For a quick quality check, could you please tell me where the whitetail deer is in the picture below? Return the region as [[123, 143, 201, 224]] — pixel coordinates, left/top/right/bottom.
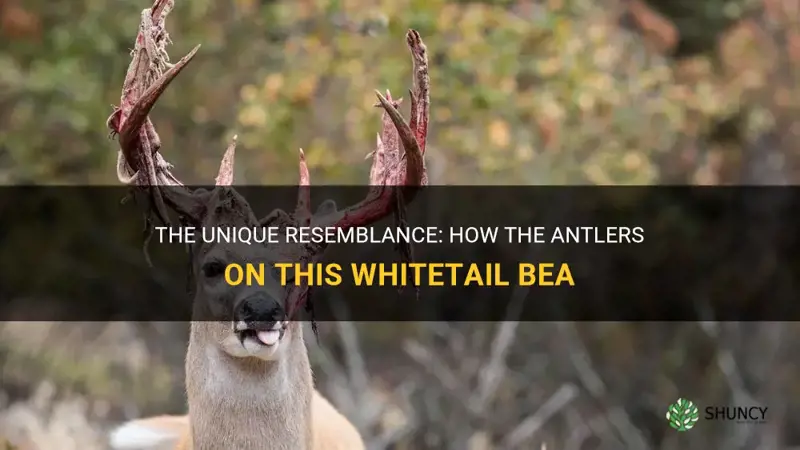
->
[[105, 1, 429, 449]]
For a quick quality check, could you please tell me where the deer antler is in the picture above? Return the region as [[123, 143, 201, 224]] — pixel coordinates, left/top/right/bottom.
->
[[109, 0, 431, 279], [107, 0, 207, 226], [305, 29, 430, 232], [108, 0, 245, 225]]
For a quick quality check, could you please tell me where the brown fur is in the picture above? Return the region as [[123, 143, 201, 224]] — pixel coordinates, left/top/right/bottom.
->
[[310, 391, 364, 450]]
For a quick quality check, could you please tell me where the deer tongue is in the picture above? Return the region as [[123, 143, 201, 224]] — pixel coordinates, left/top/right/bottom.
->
[[256, 330, 280, 346]]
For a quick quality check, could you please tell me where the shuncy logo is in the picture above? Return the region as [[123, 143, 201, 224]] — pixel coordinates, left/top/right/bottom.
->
[[666, 398, 699, 432]]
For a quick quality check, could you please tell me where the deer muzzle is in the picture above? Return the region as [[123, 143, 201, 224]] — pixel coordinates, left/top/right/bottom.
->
[[233, 293, 288, 346]]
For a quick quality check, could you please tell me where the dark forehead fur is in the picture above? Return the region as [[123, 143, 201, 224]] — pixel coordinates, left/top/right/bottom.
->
[[189, 188, 304, 262], [194, 187, 259, 255]]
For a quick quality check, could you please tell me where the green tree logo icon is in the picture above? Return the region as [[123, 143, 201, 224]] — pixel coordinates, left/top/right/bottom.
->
[[666, 398, 699, 431]]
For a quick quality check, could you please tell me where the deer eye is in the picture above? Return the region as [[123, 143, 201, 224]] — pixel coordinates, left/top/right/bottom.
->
[[202, 260, 226, 278]]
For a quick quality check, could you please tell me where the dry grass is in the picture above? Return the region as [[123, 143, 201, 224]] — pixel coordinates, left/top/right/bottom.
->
[[0, 382, 107, 450]]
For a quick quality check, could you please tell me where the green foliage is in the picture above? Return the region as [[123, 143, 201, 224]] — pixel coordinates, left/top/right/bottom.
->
[[236, 0, 688, 184], [0, 339, 175, 410], [0, 0, 783, 185]]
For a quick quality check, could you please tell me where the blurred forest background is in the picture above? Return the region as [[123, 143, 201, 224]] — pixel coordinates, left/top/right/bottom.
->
[[2, 0, 800, 448]]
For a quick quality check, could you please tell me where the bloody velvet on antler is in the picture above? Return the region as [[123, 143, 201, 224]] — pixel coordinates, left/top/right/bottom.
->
[[108, 0, 431, 314]]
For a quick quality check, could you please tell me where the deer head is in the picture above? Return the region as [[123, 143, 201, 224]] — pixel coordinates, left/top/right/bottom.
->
[[108, 3, 430, 363]]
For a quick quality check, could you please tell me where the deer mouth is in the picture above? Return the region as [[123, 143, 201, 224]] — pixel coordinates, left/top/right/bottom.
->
[[234, 320, 288, 347]]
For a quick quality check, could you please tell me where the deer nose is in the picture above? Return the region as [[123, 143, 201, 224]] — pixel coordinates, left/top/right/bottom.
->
[[234, 293, 284, 324]]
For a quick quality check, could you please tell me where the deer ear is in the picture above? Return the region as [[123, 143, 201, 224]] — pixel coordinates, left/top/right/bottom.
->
[[315, 199, 337, 216]]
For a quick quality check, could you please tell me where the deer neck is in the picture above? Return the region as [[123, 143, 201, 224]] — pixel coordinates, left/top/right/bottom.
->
[[185, 322, 313, 450]]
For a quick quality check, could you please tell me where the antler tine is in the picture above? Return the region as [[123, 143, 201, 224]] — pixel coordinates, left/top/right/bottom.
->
[[406, 29, 429, 154], [322, 29, 430, 231], [110, 1, 210, 226], [374, 89, 424, 186], [368, 133, 387, 184], [215, 135, 237, 186], [296, 149, 312, 226], [118, 45, 200, 166], [151, 0, 172, 17]]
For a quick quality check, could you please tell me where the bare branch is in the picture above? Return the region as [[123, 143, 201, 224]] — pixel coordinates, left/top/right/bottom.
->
[[403, 339, 467, 398], [557, 323, 650, 450], [470, 286, 527, 413], [501, 384, 579, 449]]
